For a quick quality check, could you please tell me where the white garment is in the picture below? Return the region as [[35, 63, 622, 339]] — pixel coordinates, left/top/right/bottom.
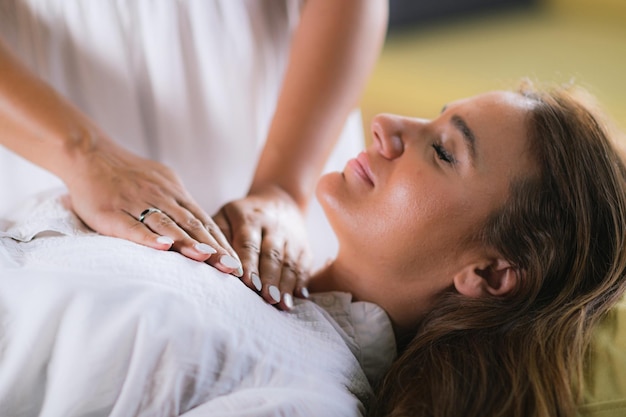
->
[[0, 0, 365, 268], [0, 190, 397, 417]]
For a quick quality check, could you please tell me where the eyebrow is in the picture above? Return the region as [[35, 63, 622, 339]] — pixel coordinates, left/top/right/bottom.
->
[[450, 114, 478, 163]]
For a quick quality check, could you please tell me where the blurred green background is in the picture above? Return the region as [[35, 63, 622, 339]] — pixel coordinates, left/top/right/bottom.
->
[[360, 0, 626, 144]]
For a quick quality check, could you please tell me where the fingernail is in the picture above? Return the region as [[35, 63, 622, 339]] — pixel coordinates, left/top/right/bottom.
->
[[251, 273, 262, 291], [268, 285, 281, 303], [300, 287, 310, 299], [283, 293, 294, 309], [219, 254, 241, 270], [156, 236, 174, 245], [194, 243, 217, 255], [234, 266, 243, 277]]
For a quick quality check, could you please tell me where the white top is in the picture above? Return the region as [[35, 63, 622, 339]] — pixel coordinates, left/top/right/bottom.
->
[[0, 190, 397, 417], [0, 0, 365, 268]]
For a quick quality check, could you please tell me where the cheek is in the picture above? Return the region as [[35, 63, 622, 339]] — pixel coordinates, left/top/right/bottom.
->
[[316, 174, 372, 243], [316, 172, 395, 255], [380, 176, 491, 272], [381, 183, 455, 260], [319, 173, 442, 262], [316, 172, 482, 269], [316, 173, 363, 237]]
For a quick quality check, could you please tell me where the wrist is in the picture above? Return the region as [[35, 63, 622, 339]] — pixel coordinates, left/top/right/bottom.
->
[[248, 182, 309, 214], [54, 126, 122, 190]]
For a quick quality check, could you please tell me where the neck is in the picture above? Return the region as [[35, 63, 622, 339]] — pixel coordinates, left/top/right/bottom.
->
[[309, 261, 354, 295], [310, 261, 416, 341], [308, 259, 428, 339]]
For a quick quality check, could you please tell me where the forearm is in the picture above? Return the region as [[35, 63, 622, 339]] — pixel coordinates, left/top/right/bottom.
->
[[0, 38, 114, 185], [250, 0, 388, 210]]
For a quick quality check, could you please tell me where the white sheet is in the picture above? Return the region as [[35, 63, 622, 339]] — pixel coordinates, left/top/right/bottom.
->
[[0, 191, 396, 417]]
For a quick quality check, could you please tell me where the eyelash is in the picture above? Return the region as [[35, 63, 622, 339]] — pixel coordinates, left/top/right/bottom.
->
[[432, 143, 455, 164]]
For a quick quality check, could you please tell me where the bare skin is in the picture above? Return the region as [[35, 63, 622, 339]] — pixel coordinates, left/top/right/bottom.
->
[[313, 91, 537, 335]]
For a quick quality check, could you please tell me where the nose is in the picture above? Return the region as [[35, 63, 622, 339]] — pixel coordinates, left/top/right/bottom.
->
[[371, 114, 430, 160], [371, 113, 431, 160], [370, 114, 405, 160]]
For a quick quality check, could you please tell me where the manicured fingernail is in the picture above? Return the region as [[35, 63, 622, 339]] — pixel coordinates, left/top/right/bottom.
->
[[219, 254, 241, 270], [283, 293, 294, 309], [194, 243, 217, 255], [156, 236, 174, 245], [268, 285, 281, 303], [251, 273, 262, 291], [300, 287, 310, 299], [234, 266, 243, 277]]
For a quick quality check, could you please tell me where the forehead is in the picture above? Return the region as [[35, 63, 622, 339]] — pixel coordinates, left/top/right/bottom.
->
[[450, 91, 535, 120], [448, 91, 536, 174]]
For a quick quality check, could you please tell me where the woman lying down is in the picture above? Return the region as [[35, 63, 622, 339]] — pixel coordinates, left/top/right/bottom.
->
[[1, 82, 625, 417]]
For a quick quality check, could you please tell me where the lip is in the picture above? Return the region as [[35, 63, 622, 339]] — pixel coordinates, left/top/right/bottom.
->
[[346, 152, 375, 186]]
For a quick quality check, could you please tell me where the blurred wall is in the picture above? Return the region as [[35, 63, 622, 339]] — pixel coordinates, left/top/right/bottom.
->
[[388, 0, 537, 30], [548, 0, 626, 18], [361, 0, 626, 144]]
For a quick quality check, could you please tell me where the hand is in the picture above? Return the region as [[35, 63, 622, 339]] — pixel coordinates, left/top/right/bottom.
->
[[213, 185, 312, 310], [64, 143, 242, 275]]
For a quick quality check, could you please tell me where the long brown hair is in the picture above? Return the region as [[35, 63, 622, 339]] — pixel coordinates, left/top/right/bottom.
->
[[369, 83, 626, 417]]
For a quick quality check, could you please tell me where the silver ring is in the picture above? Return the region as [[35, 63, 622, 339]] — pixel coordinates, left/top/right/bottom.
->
[[138, 207, 162, 223]]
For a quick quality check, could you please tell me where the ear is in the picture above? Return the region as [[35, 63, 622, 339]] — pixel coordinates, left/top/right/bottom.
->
[[453, 258, 521, 298]]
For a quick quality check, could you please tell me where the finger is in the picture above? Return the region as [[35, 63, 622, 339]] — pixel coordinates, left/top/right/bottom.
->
[[139, 205, 233, 266], [231, 224, 264, 293], [105, 210, 176, 251], [217, 205, 263, 290], [136, 206, 219, 262], [157, 202, 242, 275], [211, 211, 246, 274], [177, 200, 243, 276], [166, 197, 222, 245], [276, 247, 311, 309], [294, 251, 312, 299], [277, 260, 298, 311], [204, 220, 243, 276], [204, 219, 243, 277], [212, 210, 233, 243], [258, 235, 285, 305]]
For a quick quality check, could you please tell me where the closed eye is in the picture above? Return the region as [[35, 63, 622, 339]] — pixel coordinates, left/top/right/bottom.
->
[[432, 143, 455, 164]]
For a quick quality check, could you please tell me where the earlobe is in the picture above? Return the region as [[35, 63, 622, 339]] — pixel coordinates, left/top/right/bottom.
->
[[453, 258, 521, 298]]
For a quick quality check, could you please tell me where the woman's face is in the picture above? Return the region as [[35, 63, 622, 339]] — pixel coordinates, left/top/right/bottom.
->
[[316, 91, 537, 330]]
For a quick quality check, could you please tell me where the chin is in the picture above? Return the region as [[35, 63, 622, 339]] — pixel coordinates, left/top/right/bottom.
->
[[316, 171, 340, 207], [316, 172, 365, 254], [316, 172, 346, 235]]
